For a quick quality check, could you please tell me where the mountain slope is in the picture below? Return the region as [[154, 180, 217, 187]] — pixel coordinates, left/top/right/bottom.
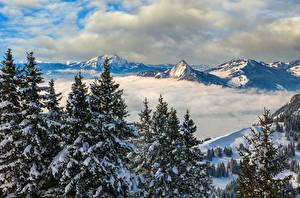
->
[[209, 59, 300, 90], [273, 94, 300, 121], [139, 60, 226, 86], [201, 94, 300, 190]]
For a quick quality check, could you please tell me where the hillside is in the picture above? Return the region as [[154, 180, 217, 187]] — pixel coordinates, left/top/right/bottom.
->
[[201, 93, 300, 191]]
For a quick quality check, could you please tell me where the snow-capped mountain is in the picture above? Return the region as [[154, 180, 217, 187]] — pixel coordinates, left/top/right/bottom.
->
[[27, 54, 170, 78], [138, 60, 226, 86], [23, 55, 300, 90], [76, 54, 168, 74], [209, 59, 300, 90]]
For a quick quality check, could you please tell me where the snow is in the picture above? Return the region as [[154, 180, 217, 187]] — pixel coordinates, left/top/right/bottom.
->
[[212, 175, 237, 190], [276, 170, 299, 188], [200, 127, 251, 152], [169, 60, 191, 79], [172, 166, 178, 174], [23, 145, 32, 158], [0, 101, 13, 108], [50, 148, 68, 175], [289, 65, 300, 76], [228, 75, 249, 87], [29, 163, 40, 179], [209, 59, 248, 78]]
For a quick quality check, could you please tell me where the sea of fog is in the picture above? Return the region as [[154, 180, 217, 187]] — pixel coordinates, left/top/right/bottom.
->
[[53, 76, 295, 139]]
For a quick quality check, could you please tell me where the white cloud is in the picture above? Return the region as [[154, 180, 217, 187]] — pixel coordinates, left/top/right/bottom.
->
[[2, 0, 300, 64], [53, 76, 295, 139]]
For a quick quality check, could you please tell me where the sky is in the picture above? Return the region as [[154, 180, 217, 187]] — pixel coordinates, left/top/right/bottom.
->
[[54, 76, 295, 138], [1, 0, 300, 65]]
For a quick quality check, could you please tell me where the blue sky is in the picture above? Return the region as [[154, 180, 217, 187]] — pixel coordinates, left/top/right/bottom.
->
[[0, 0, 300, 64]]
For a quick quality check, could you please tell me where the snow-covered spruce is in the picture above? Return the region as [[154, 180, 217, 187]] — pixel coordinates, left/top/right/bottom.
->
[[43, 79, 65, 197], [237, 109, 293, 197], [0, 49, 23, 196], [17, 52, 51, 196], [51, 59, 138, 197], [134, 96, 211, 197]]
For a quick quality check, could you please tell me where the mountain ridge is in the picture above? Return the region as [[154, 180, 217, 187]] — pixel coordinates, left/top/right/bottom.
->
[[19, 54, 300, 90]]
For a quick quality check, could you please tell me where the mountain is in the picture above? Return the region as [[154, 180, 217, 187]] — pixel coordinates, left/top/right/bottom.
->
[[200, 93, 300, 190], [75, 54, 169, 74], [20, 54, 171, 78], [138, 60, 226, 86], [19, 55, 300, 90], [209, 59, 300, 90]]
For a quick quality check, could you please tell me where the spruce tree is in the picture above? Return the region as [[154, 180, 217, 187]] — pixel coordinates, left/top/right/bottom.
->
[[44, 79, 64, 154], [181, 110, 199, 147], [133, 98, 153, 196], [50, 73, 90, 196], [237, 109, 293, 198], [144, 100, 212, 197], [152, 95, 169, 136], [65, 73, 90, 144], [17, 52, 50, 196], [84, 60, 137, 197], [138, 98, 152, 143], [51, 59, 137, 197], [177, 110, 212, 197], [148, 106, 181, 197], [0, 49, 22, 196], [43, 79, 65, 196], [94, 58, 128, 121]]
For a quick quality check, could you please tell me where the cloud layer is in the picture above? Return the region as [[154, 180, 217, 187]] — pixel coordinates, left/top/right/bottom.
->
[[53, 76, 295, 139], [1, 0, 300, 65]]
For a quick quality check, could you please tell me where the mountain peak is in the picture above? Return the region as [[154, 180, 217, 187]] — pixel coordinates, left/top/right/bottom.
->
[[169, 60, 193, 78], [83, 54, 128, 69], [178, 59, 188, 65]]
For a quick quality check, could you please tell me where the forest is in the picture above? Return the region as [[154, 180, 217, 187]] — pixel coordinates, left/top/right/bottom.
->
[[0, 49, 298, 197]]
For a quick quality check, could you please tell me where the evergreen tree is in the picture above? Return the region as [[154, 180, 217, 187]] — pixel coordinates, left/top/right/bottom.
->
[[86, 61, 137, 196], [216, 162, 228, 177], [227, 159, 240, 175], [223, 147, 233, 157], [0, 49, 22, 195], [44, 79, 64, 153], [177, 110, 212, 197], [181, 110, 199, 147], [43, 79, 64, 196], [51, 59, 137, 197], [147, 104, 212, 197], [151, 95, 169, 136], [138, 98, 152, 142], [147, 97, 172, 197], [138, 95, 170, 196], [65, 73, 89, 144], [17, 52, 50, 196], [134, 98, 153, 196], [93, 58, 128, 121], [215, 147, 223, 158], [50, 73, 90, 196], [237, 109, 293, 198], [206, 148, 215, 161]]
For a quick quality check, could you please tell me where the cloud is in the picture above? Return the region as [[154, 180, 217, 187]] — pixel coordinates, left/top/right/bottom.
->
[[53, 76, 295, 139], [205, 17, 300, 63], [2, 0, 300, 64]]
